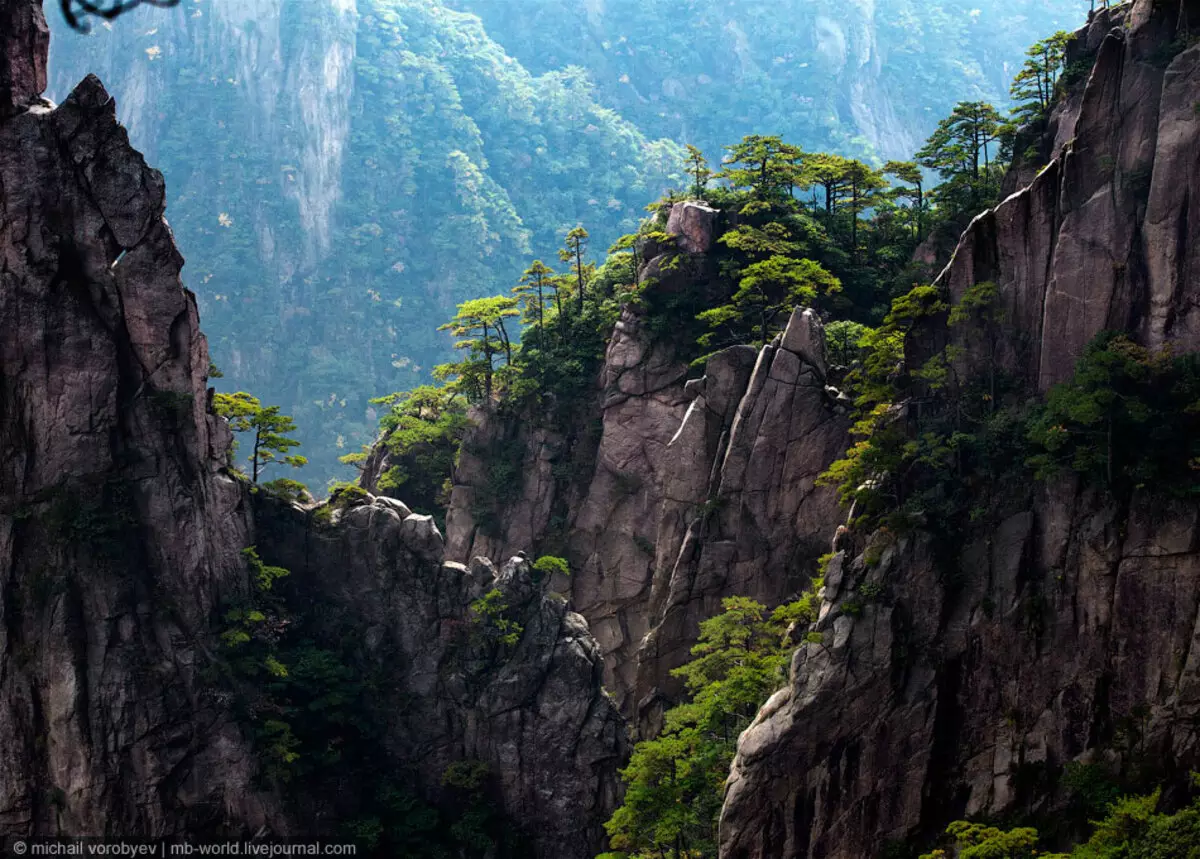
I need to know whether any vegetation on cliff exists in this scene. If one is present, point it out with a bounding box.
[922,778,1200,858]
[600,594,821,859]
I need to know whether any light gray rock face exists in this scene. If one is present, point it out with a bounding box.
[635,310,849,731]
[0,5,276,834]
[665,201,719,254]
[568,306,694,708]
[719,4,1200,854]
[253,499,626,859]
[937,0,1200,391]
[720,486,1200,859]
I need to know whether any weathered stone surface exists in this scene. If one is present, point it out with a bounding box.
[0,13,626,854]
[254,499,626,859]
[635,315,848,730]
[568,307,693,708]
[779,308,827,380]
[720,486,1200,858]
[0,0,48,119]
[665,200,719,254]
[719,4,1200,854]
[444,403,570,565]
[443,297,698,712]
[937,0,1200,391]
[0,40,276,835]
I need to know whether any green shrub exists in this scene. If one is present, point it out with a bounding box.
[531,556,570,580]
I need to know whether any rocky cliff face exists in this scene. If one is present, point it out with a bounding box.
[0,0,272,833]
[719,2,1200,855]
[0,6,622,854]
[443,208,850,722]
[252,496,626,858]
[941,0,1200,391]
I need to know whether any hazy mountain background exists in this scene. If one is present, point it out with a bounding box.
[46,0,1089,485]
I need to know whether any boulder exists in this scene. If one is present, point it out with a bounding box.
[665,200,718,254]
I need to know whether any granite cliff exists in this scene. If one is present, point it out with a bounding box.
[721,1,1200,855]
[0,3,622,855]
[435,1,1200,853]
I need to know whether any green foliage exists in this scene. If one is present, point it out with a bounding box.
[365,385,469,516]
[531,555,570,580]
[684,144,713,198]
[922,779,1200,859]
[825,320,873,369]
[1010,31,1074,127]
[917,101,1006,222]
[436,296,521,401]
[328,482,372,508]
[604,594,820,859]
[699,255,841,347]
[261,478,311,504]
[213,538,528,856]
[470,589,525,649]
[719,135,805,203]
[214,392,307,483]
[241,546,290,593]
[1026,333,1200,495]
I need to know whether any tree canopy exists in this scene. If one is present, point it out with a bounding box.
[213,392,307,484]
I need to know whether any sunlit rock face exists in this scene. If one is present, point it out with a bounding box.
[719,3,1200,855]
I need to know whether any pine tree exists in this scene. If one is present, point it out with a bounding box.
[720,135,805,203]
[917,101,1004,214]
[883,160,926,240]
[699,256,841,347]
[512,260,555,339]
[436,297,520,401]
[683,144,712,198]
[213,392,307,483]
[559,226,591,314]
[1010,32,1072,125]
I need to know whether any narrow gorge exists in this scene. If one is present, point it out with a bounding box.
[2,0,1199,857]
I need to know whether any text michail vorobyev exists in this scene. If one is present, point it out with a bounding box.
[6,840,359,858]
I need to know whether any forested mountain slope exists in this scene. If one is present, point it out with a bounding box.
[45,0,683,484]
[448,0,1088,160]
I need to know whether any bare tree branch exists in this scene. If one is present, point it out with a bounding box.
[59,0,180,32]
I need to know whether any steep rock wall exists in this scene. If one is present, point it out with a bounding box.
[444,215,850,720]
[635,310,850,731]
[444,287,697,711]
[0,1,273,833]
[719,2,1200,855]
[939,0,1200,391]
[252,497,626,859]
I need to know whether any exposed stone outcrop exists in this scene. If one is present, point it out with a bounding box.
[721,484,1200,859]
[442,214,853,721]
[444,299,695,711]
[0,9,625,854]
[253,496,626,859]
[0,0,48,119]
[0,2,274,832]
[719,3,1200,854]
[665,201,719,254]
[938,0,1200,391]
[635,309,849,731]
